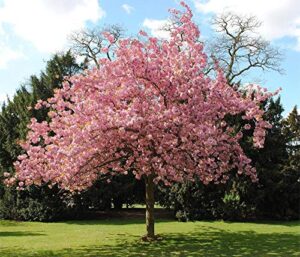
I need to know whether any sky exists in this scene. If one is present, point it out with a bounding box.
[0,0,299,115]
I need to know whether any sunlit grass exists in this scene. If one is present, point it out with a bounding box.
[0,219,299,256]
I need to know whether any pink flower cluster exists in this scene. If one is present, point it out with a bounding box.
[8,2,278,191]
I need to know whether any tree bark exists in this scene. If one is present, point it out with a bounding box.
[145,175,155,238]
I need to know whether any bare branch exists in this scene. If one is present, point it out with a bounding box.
[208,12,283,85]
[69,24,125,69]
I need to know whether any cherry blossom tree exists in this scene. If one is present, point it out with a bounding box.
[6,2,278,239]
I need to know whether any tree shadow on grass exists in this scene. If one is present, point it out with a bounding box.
[223,220,300,227]
[0,231,46,237]
[0,226,299,257]
[62,218,174,226]
[61,218,300,228]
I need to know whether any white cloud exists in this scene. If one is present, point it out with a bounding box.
[193,0,300,50]
[0,0,105,53]
[122,4,134,14]
[0,42,24,69]
[142,19,171,39]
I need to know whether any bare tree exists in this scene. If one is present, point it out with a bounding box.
[208,13,283,85]
[69,25,125,69]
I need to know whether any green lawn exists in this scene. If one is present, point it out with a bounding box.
[0,219,299,257]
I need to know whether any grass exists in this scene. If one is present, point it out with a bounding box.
[0,218,299,257]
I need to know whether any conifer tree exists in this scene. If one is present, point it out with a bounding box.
[0,52,84,220]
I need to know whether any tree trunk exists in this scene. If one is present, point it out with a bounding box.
[145,175,155,239]
[113,197,123,210]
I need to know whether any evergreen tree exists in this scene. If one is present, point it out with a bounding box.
[1,51,143,220]
[162,98,300,220]
[0,52,84,220]
[245,98,289,219]
[280,106,300,218]
[283,106,300,153]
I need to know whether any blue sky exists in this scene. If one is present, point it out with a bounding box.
[0,0,299,114]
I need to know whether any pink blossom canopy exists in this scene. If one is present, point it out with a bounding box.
[10,2,278,191]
